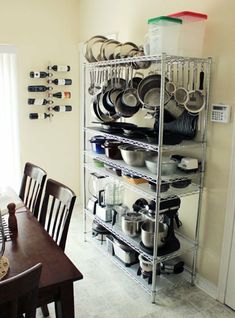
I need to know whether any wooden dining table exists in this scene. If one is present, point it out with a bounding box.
[2,208,83,318]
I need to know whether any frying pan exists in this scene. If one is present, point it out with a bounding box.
[123,127,153,139]
[95,93,120,122]
[92,94,103,121]
[137,74,171,110]
[107,67,126,106]
[128,72,144,89]
[122,67,141,108]
[115,91,140,118]
[94,121,137,133]
[114,66,140,117]
[101,90,116,115]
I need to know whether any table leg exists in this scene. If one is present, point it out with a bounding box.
[55,283,75,318]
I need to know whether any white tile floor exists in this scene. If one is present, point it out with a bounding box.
[37,209,235,318]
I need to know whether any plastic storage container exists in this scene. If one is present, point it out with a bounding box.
[168,11,208,57]
[147,16,182,55]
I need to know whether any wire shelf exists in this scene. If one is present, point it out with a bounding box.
[85,209,197,264]
[84,162,200,201]
[83,54,211,69]
[84,127,204,151]
[85,151,200,184]
[90,235,192,295]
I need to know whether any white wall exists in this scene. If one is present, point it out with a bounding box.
[0,0,80,193]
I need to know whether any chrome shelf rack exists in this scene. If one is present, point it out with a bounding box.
[82,53,212,303]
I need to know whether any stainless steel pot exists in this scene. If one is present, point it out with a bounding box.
[102,140,122,160]
[145,156,178,175]
[141,220,168,248]
[121,212,143,237]
[119,144,149,167]
[138,254,152,272]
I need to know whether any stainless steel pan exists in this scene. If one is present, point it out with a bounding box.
[137,74,171,110]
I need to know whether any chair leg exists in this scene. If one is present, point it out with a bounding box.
[41,305,50,317]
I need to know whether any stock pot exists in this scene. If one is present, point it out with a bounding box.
[141,220,168,248]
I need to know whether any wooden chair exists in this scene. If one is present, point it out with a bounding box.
[39,179,76,317]
[39,178,76,251]
[19,162,47,218]
[0,263,42,318]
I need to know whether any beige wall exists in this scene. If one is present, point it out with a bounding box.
[0,0,80,193]
[0,0,233,288]
[77,0,235,287]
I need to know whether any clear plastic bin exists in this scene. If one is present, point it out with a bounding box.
[168,11,208,57]
[147,16,182,55]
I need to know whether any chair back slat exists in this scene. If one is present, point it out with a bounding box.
[46,196,56,233]
[39,179,76,250]
[55,205,67,244]
[28,180,37,210]
[51,200,61,238]
[19,163,47,218]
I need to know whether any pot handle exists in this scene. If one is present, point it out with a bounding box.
[98,190,105,207]
[101,144,112,149]
[111,209,117,226]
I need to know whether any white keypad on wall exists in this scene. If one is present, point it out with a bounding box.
[211,104,231,123]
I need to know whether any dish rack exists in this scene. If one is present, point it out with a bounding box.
[81,53,211,303]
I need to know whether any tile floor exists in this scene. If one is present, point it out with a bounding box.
[37,209,235,318]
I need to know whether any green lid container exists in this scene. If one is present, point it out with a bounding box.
[148,16,182,25]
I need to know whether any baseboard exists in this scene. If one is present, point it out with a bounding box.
[195,274,218,300]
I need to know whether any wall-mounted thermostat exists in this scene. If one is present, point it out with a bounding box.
[211,104,231,123]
